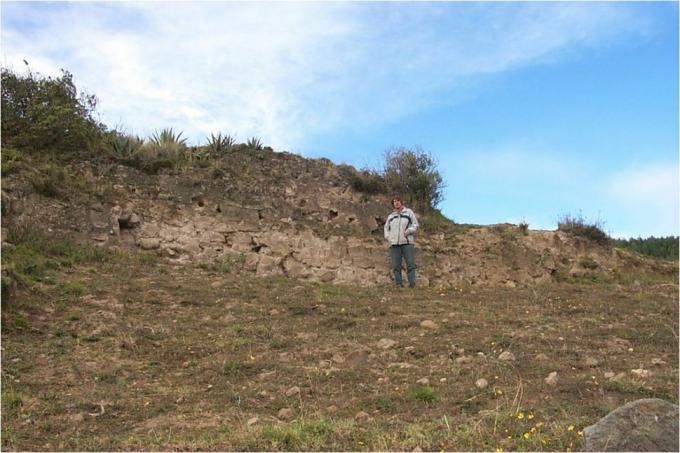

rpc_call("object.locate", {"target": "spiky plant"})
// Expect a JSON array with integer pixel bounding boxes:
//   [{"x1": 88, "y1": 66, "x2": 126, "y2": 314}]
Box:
[
  {"x1": 206, "y1": 132, "x2": 236, "y2": 155},
  {"x1": 148, "y1": 128, "x2": 188, "y2": 161},
  {"x1": 246, "y1": 136, "x2": 263, "y2": 150},
  {"x1": 107, "y1": 132, "x2": 144, "y2": 161}
]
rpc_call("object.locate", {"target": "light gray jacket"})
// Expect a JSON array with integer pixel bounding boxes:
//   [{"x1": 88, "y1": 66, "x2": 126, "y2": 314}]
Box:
[{"x1": 384, "y1": 207, "x2": 419, "y2": 246}]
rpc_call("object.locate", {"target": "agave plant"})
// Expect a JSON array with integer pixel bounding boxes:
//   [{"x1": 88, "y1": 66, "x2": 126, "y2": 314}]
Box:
[
  {"x1": 149, "y1": 128, "x2": 188, "y2": 161},
  {"x1": 246, "y1": 136, "x2": 263, "y2": 150},
  {"x1": 206, "y1": 132, "x2": 235, "y2": 155},
  {"x1": 107, "y1": 132, "x2": 144, "y2": 161},
  {"x1": 150, "y1": 128, "x2": 187, "y2": 147}
]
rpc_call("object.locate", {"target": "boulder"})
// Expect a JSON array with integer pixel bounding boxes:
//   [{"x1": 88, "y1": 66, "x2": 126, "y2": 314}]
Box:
[{"x1": 583, "y1": 398, "x2": 679, "y2": 452}]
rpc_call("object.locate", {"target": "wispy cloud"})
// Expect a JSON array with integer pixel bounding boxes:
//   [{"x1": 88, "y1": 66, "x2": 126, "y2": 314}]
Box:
[
  {"x1": 605, "y1": 163, "x2": 679, "y2": 237},
  {"x1": 1, "y1": 2, "x2": 652, "y2": 148}
]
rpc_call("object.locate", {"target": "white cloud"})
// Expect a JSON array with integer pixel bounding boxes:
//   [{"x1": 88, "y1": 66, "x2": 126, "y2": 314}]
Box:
[
  {"x1": 1, "y1": 2, "x2": 652, "y2": 148},
  {"x1": 605, "y1": 164, "x2": 679, "y2": 237}
]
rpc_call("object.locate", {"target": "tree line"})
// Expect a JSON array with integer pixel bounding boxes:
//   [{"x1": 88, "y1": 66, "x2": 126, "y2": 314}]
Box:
[{"x1": 611, "y1": 236, "x2": 679, "y2": 261}]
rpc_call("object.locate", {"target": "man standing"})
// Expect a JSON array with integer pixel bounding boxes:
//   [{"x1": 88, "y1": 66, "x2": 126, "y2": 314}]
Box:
[{"x1": 384, "y1": 196, "x2": 419, "y2": 288}]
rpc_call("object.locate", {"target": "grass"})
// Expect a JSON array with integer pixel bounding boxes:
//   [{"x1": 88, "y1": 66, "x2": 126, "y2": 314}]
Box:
[{"x1": 1, "y1": 232, "x2": 677, "y2": 451}]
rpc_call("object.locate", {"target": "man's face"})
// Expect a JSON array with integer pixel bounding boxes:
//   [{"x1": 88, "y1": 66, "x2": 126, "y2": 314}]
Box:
[{"x1": 392, "y1": 199, "x2": 402, "y2": 210}]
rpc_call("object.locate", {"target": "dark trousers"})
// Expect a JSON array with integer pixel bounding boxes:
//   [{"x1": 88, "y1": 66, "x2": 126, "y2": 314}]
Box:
[{"x1": 390, "y1": 244, "x2": 416, "y2": 287}]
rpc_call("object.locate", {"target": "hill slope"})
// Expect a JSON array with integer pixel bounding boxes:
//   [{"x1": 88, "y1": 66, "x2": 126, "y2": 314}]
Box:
[{"x1": 1, "y1": 149, "x2": 674, "y2": 288}]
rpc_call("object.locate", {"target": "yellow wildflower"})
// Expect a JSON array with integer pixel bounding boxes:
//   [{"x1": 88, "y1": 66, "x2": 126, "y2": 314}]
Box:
[
  {"x1": 530, "y1": 427, "x2": 536, "y2": 433},
  {"x1": 567, "y1": 425, "x2": 575, "y2": 431},
  {"x1": 523, "y1": 432, "x2": 530, "y2": 439},
  {"x1": 578, "y1": 431, "x2": 584, "y2": 437},
  {"x1": 527, "y1": 413, "x2": 534, "y2": 420},
  {"x1": 517, "y1": 412, "x2": 525, "y2": 420},
  {"x1": 496, "y1": 448, "x2": 503, "y2": 452}
]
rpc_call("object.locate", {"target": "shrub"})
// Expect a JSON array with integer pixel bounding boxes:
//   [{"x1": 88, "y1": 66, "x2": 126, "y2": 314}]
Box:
[
  {"x1": 557, "y1": 213, "x2": 609, "y2": 245},
  {"x1": 382, "y1": 145, "x2": 444, "y2": 211},
  {"x1": 1, "y1": 147, "x2": 23, "y2": 176},
  {"x1": 29, "y1": 163, "x2": 67, "y2": 198},
  {"x1": 1, "y1": 66, "x2": 104, "y2": 154},
  {"x1": 579, "y1": 255, "x2": 599, "y2": 270},
  {"x1": 518, "y1": 220, "x2": 529, "y2": 235}
]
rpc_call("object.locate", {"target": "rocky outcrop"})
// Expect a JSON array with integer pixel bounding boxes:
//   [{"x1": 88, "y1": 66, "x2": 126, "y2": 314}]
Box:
[
  {"x1": 2, "y1": 151, "x2": 674, "y2": 287},
  {"x1": 584, "y1": 398, "x2": 679, "y2": 452}
]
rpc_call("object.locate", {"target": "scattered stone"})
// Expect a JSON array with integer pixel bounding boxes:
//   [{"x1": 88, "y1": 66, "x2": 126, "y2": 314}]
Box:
[
  {"x1": 651, "y1": 358, "x2": 667, "y2": 366},
  {"x1": 345, "y1": 350, "x2": 369, "y2": 367},
  {"x1": 327, "y1": 405, "x2": 338, "y2": 413},
  {"x1": 585, "y1": 357, "x2": 600, "y2": 367},
  {"x1": 475, "y1": 378, "x2": 489, "y2": 389},
  {"x1": 285, "y1": 386, "x2": 301, "y2": 397},
  {"x1": 412, "y1": 447, "x2": 423, "y2": 452},
  {"x1": 420, "y1": 320, "x2": 438, "y2": 329},
  {"x1": 416, "y1": 377, "x2": 430, "y2": 385},
  {"x1": 175, "y1": 396, "x2": 185, "y2": 404},
  {"x1": 278, "y1": 408, "x2": 294, "y2": 420},
  {"x1": 332, "y1": 353, "x2": 345, "y2": 364},
  {"x1": 606, "y1": 337, "x2": 632, "y2": 352},
  {"x1": 631, "y1": 368, "x2": 652, "y2": 379},
  {"x1": 257, "y1": 371, "x2": 276, "y2": 381},
  {"x1": 498, "y1": 351, "x2": 516, "y2": 362},
  {"x1": 544, "y1": 371, "x2": 559, "y2": 386},
  {"x1": 604, "y1": 371, "x2": 616, "y2": 380},
  {"x1": 535, "y1": 353, "x2": 550, "y2": 361},
  {"x1": 269, "y1": 309, "x2": 280, "y2": 316},
  {"x1": 504, "y1": 280, "x2": 517, "y2": 288},
  {"x1": 138, "y1": 238, "x2": 161, "y2": 250},
  {"x1": 210, "y1": 281, "x2": 222, "y2": 288},
  {"x1": 247, "y1": 416, "x2": 259, "y2": 426},
  {"x1": 583, "y1": 398, "x2": 679, "y2": 452},
  {"x1": 453, "y1": 347, "x2": 465, "y2": 356},
  {"x1": 455, "y1": 356, "x2": 473, "y2": 366},
  {"x1": 440, "y1": 378, "x2": 447, "y2": 383},
  {"x1": 609, "y1": 372, "x2": 626, "y2": 382},
  {"x1": 377, "y1": 338, "x2": 397, "y2": 349},
  {"x1": 181, "y1": 361, "x2": 190, "y2": 368},
  {"x1": 319, "y1": 360, "x2": 332, "y2": 369},
  {"x1": 355, "y1": 411, "x2": 370, "y2": 422}
]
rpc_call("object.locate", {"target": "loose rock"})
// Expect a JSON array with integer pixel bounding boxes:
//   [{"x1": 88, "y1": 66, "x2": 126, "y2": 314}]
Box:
[
  {"x1": 377, "y1": 338, "x2": 397, "y2": 349},
  {"x1": 584, "y1": 398, "x2": 679, "y2": 452},
  {"x1": 278, "y1": 408, "x2": 294, "y2": 420},
  {"x1": 247, "y1": 416, "x2": 259, "y2": 426},
  {"x1": 416, "y1": 378, "x2": 430, "y2": 385},
  {"x1": 585, "y1": 357, "x2": 600, "y2": 367},
  {"x1": 544, "y1": 371, "x2": 559, "y2": 386},
  {"x1": 631, "y1": 368, "x2": 652, "y2": 379},
  {"x1": 420, "y1": 320, "x2": 438, "y2": 329},
  {"x1": 285, "y1": 386, "x2": 301, "y2": 397},
  {"x1": 475, "y1": 378, "x2": 489, "y2": 389},
  {"x1": 498, "y1": 351, "x2": 516, "y2": 362}
]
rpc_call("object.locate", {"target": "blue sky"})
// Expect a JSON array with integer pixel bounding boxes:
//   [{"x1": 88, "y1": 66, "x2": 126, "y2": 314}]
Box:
[{"x1": 2, "y1": 1, "x2": 678, "y2": 238}]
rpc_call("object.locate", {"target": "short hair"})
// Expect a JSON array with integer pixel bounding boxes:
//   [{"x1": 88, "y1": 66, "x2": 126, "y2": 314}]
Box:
[{"x1": 391, "y1": 196, "x2": 402, "y2": 205}]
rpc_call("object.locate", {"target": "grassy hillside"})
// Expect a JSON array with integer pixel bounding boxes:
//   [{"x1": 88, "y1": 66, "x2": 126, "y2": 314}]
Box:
[{"x1": 2, "y1": 232, "x2": 677, "y2": 451}]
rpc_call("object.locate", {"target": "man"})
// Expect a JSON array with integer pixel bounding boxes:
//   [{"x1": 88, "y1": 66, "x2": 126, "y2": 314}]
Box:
[{"x1": 384, "y1": 196, "x2": 419, "y2": 288}]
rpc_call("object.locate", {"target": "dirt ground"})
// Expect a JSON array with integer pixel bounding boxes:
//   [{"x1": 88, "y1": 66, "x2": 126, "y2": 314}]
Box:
[{"x1": 2, "y1": 248, "x2": 678, "y2": 451}]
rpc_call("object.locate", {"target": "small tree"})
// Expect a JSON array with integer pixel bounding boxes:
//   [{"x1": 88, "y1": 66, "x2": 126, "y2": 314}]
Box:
[
  {"x1": 1, "y1": 66, "x2": 104, "y2": 154},
  {"x1": 382, "y1": 145, "x2": 444, "y2": 211}
]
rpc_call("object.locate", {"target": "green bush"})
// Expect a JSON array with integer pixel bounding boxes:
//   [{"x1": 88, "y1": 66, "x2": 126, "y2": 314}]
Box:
[
  {"x1": 1, "y1": 66, "x2": 104, "y2": 154},
  {"x1": 557, "y1": 213, "x2": 609, "y2": 246},
  {"x1": 29, "y1": 163, "x2": 67, "y2": 198},
  {"x1": 1, "y1": 147, "x2": 23, "y2": 176},
  {"x1": 382, "y1": 145, "x2": 444, "y2": 211}
]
